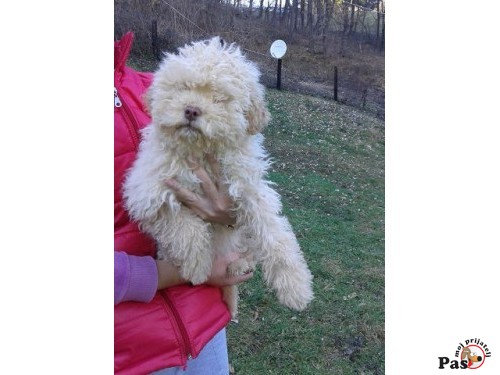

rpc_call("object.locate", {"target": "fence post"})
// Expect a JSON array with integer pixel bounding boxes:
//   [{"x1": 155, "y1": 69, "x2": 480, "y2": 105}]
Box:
[
  {"x1": 270, "y1": 40, "x2": 287, "y2": 89},
  {"x1": 277, "y1": 58, "x2": 282, "y2": 90},
  {"x1": 152, "y1": 20, "x2": 160, "y2": 61},
  {"x1": 333, "y1": 66, "x2": 338, "y2": 101}
]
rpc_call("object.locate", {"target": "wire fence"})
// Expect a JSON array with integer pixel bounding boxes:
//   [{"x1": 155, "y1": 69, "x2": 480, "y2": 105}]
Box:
[{"x1": 255, "y1": 54, "x2": 385, "y2": 120}]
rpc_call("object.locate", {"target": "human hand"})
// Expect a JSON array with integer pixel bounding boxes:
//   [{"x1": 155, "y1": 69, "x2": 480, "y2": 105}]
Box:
[
  {"x1": 165, "y1": 154, "x2": 236, "y2": 226},
  {"x1": 206, "y1": 252, "x2": 254, "y2": 287},
  {"x1": 155, "y1": 260, "x2": 187, "y2": 290},
  {"x1": 156, "y1": 252, "x2": 253, "y2": 290}
]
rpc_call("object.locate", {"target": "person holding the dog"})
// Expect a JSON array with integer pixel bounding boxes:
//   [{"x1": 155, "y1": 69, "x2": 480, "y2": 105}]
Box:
[{"x1": 115, "y1": 32, "x2": 252, "y2": 375}]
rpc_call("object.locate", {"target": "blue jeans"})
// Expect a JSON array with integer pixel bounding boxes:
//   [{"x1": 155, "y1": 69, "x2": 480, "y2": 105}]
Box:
[{"x1": 152, "y1": 328, "x2": 229, "y2": 375}]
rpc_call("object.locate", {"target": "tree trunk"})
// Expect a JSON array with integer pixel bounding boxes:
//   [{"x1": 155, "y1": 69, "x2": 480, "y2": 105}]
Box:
[
  {"x1": 292, "y1": 0, "x2": 299, "y2": 31},
  {"x1": 272, "y1": 0, "x2": 278, "y2": 22},
  {"x1": 300, "y1": 0, "x2": 305, "y2": 29},
  {"x1": 325, "y1": 0, "x2": 333, "y2": 32},
  {"x1": 343, "y1": 2, "x2": 349, "y2": 34},
  {"x1": 349, "y1": 0, "x2": 355, "y2": 35},
  {"x1": 282, "y1": 0, "x2": 291, "y2": 27},
  {"x1": 323, "y1": 0, "x2": 333, "y2": 54},
  {"x1": 314, "y1": 0, "x2": 324, "y2": 33},
  {"x1": 379, "y1": 12, "x2": 385, "y2": 52},
  {"x1": 307, "y1": 0, "x2": 314, "y2": 34},
  {"x1": 376, "y1": 0, "x2": 381, "y2": 45}
]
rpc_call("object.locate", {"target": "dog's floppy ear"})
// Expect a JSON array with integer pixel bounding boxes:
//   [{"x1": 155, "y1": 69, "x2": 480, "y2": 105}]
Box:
[{"x1": 246, "y1": 95, "x2": 270, "y2": 135}]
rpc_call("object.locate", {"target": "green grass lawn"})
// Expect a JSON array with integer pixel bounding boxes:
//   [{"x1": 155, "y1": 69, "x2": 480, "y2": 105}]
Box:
[{"x1": 227, "y1": 89, "x2": 385, "y2": 375}]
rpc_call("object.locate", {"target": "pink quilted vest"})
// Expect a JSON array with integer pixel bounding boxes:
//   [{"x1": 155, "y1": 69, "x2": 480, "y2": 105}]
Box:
[{"x1": 114, "y1": 32, "x2": 231, "y2": 375}]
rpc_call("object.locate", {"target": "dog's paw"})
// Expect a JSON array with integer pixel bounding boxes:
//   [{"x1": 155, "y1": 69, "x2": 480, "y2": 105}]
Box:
[
  {"x1": 227, "y1": 258, "x2": 254, "y2": 277},
  {"x1": 268, "y1": 264, "x2": 314, "y2": 311},
  {"x1": 277, "y1": 279, "x2": 314, "y2": 311}
]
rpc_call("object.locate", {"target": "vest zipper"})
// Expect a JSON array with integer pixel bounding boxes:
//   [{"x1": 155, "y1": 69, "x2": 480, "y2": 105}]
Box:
[
  {"x1": 114, "y1": 87, "x2": 122, "y2": 107},
  {"x1": 114, "y1": 86, "x2": 140, "y2": 150},
  {"x1": 160, "y1": 290, "x2": 193, "y2": 362}
]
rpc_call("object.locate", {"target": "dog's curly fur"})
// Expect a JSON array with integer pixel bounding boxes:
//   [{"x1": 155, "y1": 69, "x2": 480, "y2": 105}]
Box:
[{"x1": 123, "y1": 37, "x2": 313, "y2": 317}]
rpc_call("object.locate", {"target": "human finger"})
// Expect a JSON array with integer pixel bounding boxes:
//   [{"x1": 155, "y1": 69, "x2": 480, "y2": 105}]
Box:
[
  {"x1": 205, "y1": 154, "x2": 222, "y2": 188},
  {"x1": 186, "y1": 156, "x2": 200, "y2": 170},
  {"x1": 207, "y1": 154, "x2": 233, "y2": 197},
  {"x1": 165, "y1": 179, "x2": 199, "y2": 206},
  {"x1": 190, "y1": 162, "x2": 219, "y2": 200}
]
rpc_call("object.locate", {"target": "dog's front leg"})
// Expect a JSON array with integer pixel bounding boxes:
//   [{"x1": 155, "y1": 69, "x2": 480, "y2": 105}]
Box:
[{"x1": 156, "y1": 209, "x2": 214, "y2": 285}]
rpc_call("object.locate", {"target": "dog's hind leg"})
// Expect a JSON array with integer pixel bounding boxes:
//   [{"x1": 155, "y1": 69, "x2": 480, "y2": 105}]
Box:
[
  {"x1": 237, "y1": 183, "x2": 314, "y2": 310},
  {"x1": 221, "y1": 285, "x2": 239, "y2": 319}
]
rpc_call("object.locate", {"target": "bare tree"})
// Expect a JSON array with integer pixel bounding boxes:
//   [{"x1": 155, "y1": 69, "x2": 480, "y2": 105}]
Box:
[
  {"x1": 281, "y1": 0, "x2": 291, "y2": 27},
  {"x1": 379, "y1": 1, "x2": 385, "y2": 52},
  {"x1": 300, "y1": 0, "x2": 305, "y2": 29},
  {"x1": 259, "y1": 0, "x2": 265, "y2": 18},
  {"x1": 349, "y1": 0, "x2": 355, "y2": 35},
  {"x1": 314, "y1": 0, "x2": 324, "y2": 33},
  {"x1": 376, "y1": 0, "x2": 384, "y2": 48},
  {"x1": 325, "y1": 0, "x2": 334, "y2": 32},
  {"x1": 292, "y1": 0, "x2": 299, "y2": 31},
  {"x1": 322, "y1": 0, "x2": 334, "y2": 53},
  {"x1": 272, "y1": 0, "x2": 279, "y2": 22},
  {"x1": 342, "y1": 1, "x2": 349, "y2": 34},
  {"x1": 307, "y1": 0, "x2": 314, "y2": 34}
]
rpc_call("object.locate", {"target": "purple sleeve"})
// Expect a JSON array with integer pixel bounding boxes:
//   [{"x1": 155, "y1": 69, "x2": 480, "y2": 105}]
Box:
[{"x1": 114, "y1": 251, "x2": 158, "y2": 305}]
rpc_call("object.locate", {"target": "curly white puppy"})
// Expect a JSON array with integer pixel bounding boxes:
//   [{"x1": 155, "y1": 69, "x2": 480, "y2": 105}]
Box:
[{"x1": 123, "y1": 37, "x2": 313, "y2": 317}]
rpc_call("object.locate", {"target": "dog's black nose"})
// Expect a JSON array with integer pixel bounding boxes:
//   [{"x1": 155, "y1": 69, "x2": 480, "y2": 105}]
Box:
[
  {"x1": 184, "y1": 106, "x2": 202, "y2": 121},
  {"x1": 477, "y1": 356, "x2": 482, "y2": 361}
]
